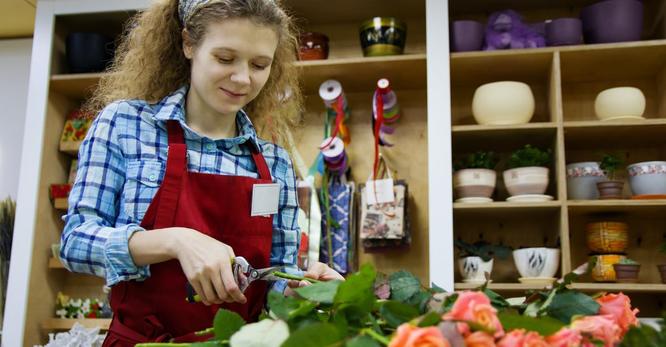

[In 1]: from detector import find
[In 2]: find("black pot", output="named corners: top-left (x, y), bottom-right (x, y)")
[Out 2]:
top-left (66, 32), bottom-right (114, 73)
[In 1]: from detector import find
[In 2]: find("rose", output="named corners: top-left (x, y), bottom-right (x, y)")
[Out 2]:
top-left (546, 328), bottom-right (583, 347)
top-left (596, 293), bottom-right (639, 335)
top-left (443, 291), bottom-right (504, 337)
top-left (389, 323), bottom-right (451, 347)
top-left (497, 329), bottom-right (548, 347)
top-left (464, 331), bottom-right (496, 347)
top-left (570, 315), bottom-right (621, 347)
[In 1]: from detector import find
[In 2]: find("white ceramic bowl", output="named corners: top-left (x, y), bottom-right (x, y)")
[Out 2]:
top-left (594, 87), bottom-right (646, 121)
top-left (566, 162), bottom-right (606, 200)
top-left (513, 247), bottom-right (560, 278)
top-left (458, 256), bottom-right (493, 283)
top-left (453, 168), bottom-right (497, 199)
top-left (503, 167), bottom-right (549, 196)
top-left (472, 81), bottom-right (535, 125)
top-left (627, 161), bottom-right (666, 195)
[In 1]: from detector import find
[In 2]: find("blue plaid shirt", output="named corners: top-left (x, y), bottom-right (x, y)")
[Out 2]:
top-left (61, 86), bottom-right (300, 293)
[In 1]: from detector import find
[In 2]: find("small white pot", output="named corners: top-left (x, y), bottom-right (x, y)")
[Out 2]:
top-left (472, 81), bottom-right (535, 125)
top-left (627, 161), bottom-right (666, 196)
top-left (513, 247), bottom-right (560, 278)
top-left (594, 87), bottom-right (646, 121)
top-left (567, 162), bottom-right (606, 200)
top-left (453, 169), bottom-right (496, 200)
top-left (458, 256), bottom-right (493, 283)
top-left (503, 167), bottom-right (549, 196)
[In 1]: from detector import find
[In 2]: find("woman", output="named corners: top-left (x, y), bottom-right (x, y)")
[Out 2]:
top-left (61, 0), bottom-right (342, 344)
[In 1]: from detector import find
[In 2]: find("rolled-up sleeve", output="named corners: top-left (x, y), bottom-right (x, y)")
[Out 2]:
top-left (61, 102), bottom-right (150, 286)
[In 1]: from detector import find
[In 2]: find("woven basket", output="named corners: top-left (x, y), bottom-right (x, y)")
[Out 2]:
top-left (586, 221), bottom-right (628, 253)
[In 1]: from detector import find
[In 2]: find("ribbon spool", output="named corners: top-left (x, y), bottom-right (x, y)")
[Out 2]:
top-left (319, 80), bottom-right (351, 145)
top-left (320, 136), bottom-right (348, 176)
top-left (372, 78), bottom-right (401, 147)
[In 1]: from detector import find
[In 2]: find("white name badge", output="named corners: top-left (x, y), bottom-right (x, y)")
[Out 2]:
top-left (365, 178), bottom-right (395, 205)
top-left (251, 183), bottom-right (280, 217)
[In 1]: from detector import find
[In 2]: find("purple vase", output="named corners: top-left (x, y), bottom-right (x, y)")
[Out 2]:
top-left (451, 20), bottom-right (484, 52)
top-left (546, 18), bottom-right (583, 46)
top-left (581, 0), bottom-right (643, 44)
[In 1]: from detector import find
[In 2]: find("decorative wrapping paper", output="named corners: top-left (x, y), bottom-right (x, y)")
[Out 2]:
top-left (319, 177), bottom-right (354, 274)
top-left (359, 180), bottom-right (411, 252)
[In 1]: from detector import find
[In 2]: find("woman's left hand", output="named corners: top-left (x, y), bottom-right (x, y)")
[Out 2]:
top-left (284, 262), bottom-right (344, 296)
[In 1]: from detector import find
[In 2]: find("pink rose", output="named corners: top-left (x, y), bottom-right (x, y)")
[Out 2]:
top-left (596, 293), bottom-right (639, 335)
top-left (464, 331), bottom-right (496, 347)
top-left (570, 315), bottom-right (621, 347)
top-left (443, 291), bottom-right (504, 337)
top-left (497, 330), bottom-right (548, 347)
top-left (389, 323), bottom-right (452, 347)
top-left (546, 328), bottom-right (583, 347)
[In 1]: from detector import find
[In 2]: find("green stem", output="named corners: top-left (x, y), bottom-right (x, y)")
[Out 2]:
top-left (272, 271), bottom-right (320, 283)
top-left (362, 328), bottom-right (391, 346)
top-left (195, 327), bottom-right (214, 336)
top-left (135, 344), bottom-right (193, 347)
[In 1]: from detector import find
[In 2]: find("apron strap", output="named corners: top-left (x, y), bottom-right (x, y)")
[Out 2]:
top-left (251, 149), bottom-right (272, 181)
top-left (154, 121), bottom-right (187, 229)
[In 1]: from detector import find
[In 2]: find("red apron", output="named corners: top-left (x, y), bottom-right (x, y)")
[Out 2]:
top-left (103, 120), bottom-right (274, 345)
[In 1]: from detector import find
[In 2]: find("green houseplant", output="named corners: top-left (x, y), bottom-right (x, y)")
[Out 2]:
top-left (455, 239), bottom-right (512, 284)
top-left (597, 153), bottom-right (625, 199)
top-left (453, 151), bottom-right (498, 202)
top-left (503, 145), bottom-right (553, 200)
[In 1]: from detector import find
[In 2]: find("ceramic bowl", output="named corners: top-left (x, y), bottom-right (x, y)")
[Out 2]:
top-left (458, 256), bottom-right (493, 283)
top-left (627, 161), bottom-right (666, 196)
top-left (513, 247), bottom-right (560, 278)
top-left (503, 167), bottom-right (549, 196)
top-left (453, 169), bottom-right (496, 200)
top-left (581, 0), bottom-right (643, 44)
top-left (451, 20), bottom-right (484, 52)
top-left (566, 162), bottom-right (605, 200)
top-left (359, 17), bottom-right (407, 57)
top-left (594, 87), bottom-right (646, 121)
top-left (472, 81), bottom-right (535, 125)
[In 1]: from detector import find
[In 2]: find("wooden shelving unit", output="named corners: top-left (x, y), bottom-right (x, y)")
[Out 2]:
top-left (53, 198), bottom-right (68, 211)
top-left (58, 140), bottom-right (82, 156)
top-left (41, 318), bottom-right (111, 331)
top-left (449, 0), bottom-right (666, 317)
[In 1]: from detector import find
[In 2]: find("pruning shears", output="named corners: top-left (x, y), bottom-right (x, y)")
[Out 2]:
top-left (185, 256), bottom-right (282, 303)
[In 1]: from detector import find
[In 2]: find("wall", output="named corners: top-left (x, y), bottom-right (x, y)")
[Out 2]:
top-left (0, 39), bottom-right (31, 199)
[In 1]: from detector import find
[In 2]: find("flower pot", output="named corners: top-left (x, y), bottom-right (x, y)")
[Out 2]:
top-left (453, 169), bottom-right (496, 202)
top-left (512, 247), bottom-right (560, 278)
top-left (594, 87), bottom-right (646, 121)
top-left (586, 222), bottom-right (628, 253)
top-left (458, 256), bottom-right (493, 284)
top-left (503, 167), bottom-right (549, 197)
top-left (581, 0), bottom-right (643, 44)
top-left (66, 32), bottom-right (114, 73)
top-left (472, 81), bottom-right (535, 125)
top-left (451, 20), bottom-right (484, 52)
top-left (359, 17), bottom-right (407, 57)
top-left (567, 162), bottom-right (606, 200)
top-left (597, 180), bottom-right (624, 199)
top-left (546, 18), bottom-right (583, 46)
top-left (298, 32), bottom-right (329, 61)
top-left (613, 263), bottom-right (640, 283)
top-left (591, 254), bottom-right (625, 282)
top-left (627, 161), bottom-right (666, 196)
top-left (658, 264), bottom-right (666, 284)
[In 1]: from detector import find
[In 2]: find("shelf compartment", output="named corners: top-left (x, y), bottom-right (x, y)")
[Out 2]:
top-left (568, 200), bottom-right (666, 216)
top-left (59, 140), bottom-right (82, 156)
top-left (41, 318), bottom-right (111, 331)
top-left (453, 201), bottom-right (561, 214)
top-left (564, 119), bottom-right (666, 149)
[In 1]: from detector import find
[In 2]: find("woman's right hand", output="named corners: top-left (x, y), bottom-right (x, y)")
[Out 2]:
top-left (169, 227), bottom-right (247, 306)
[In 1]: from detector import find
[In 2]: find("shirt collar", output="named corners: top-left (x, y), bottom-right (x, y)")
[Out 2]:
top-left (152, 85), bottom-right (261, 151)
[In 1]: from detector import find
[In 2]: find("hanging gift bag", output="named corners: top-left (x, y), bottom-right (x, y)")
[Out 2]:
top-left (319, 174), bottom-right (354, 274)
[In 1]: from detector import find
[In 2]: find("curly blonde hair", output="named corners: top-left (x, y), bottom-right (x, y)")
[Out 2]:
top-left (85, 0), bottom-right (303, 147)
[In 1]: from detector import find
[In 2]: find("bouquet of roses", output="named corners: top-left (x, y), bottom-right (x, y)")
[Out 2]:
top-left (138, 264), bottom-right (663, 347)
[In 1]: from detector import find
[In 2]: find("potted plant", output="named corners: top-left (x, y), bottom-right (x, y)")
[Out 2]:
top-left (503, 145), bottom-right (552, 201)
top-left (597, 153), bottom-right (624, 199)
top-left (453, 151), bottom-right (498, 203)
top-left (455, 239), bottom-right (511, 284)
top-left (613, 258), bottom-right (640, 283)
top-left (512, 246), bottom-right (560, 285)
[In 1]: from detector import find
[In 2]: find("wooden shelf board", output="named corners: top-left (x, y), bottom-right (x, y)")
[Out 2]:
top-left (455, 283), bottom-right (553, 291)
top-left (454, 201), bottom-right (561, 210)
top-left (53, 198), bottom-right (68, 211)
top-left (563, 119), bottom-right (666, 149)
top-left (456, 282), bottom-right (666, 293)
top-left (567, 199), bottom-right (666, 215)
top-left (49, 257), bottom-right (64, 269)
top-left (59, 140), bottom-right (82, 156)
top-left (452, 123), bottom-right (557, 152)
top-left (452, 122), bottom-right (557, 132)
top-left (41, 318), bottom-right (111, 331)
top-left (50, 73), bottom-right (104, 99)
top-left (453, 202), bottom-right (561, 218)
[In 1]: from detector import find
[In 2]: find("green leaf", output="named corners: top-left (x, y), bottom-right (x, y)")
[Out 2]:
top-left (441, 293), bottom-right (459, 313)
top-left (295, 280), bottom-right (342, 304)
top-left (213, 308), bottom-right (246, 341)
top-left (417, 312), bottom-right (442, 327)
top-left (379, 301), bottom-right (420, 328)
top-left (546, 291), bottom-right (600, 323)
top-left (192, 342), bottom-right (225, 347)
top-left (620, 324), bottom-right (661, 347)
top-left (334, 264), bottom-right (376, 314)
top-left (389, 270), bottom-right (421, 302)
top-left (268, 291), bottom-right (318, 321)
top-left (346, 335), bottom-right (381, 347)
top-left (281, 322), bottom-right (343, 347)
top-left (229, 319), bottom-right (289, 347)
top-left (483, 288), bottom-right (510, 310)
top-left (430, 283), bottom-right (446, 293)
top-left (498, 312), bottom-right (565, 336)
